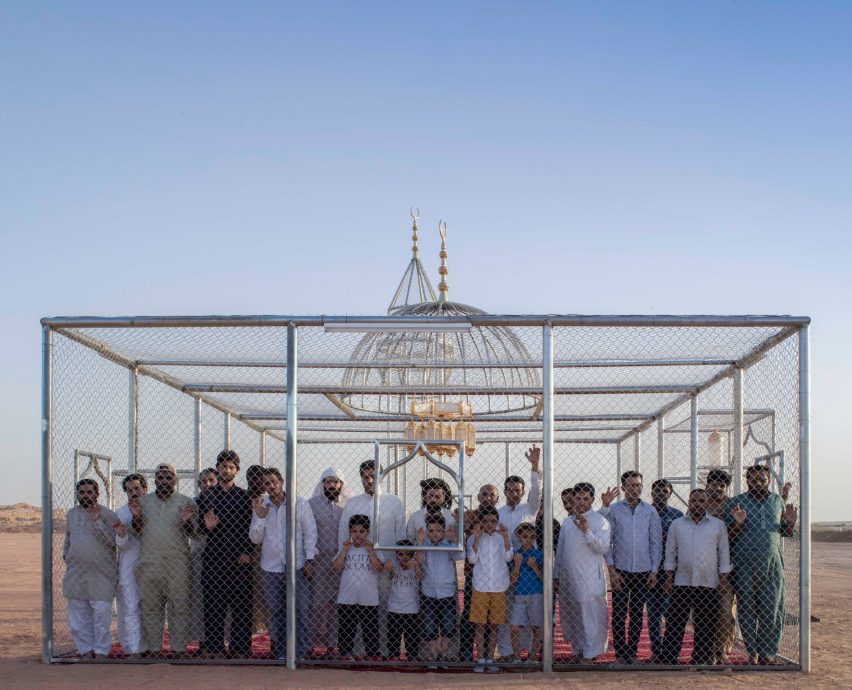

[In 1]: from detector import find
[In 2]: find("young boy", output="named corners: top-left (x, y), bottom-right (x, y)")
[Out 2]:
top-left (384, 540), bottom-right (422, 660)
top-left (333, 514), bottom-right (384, 659)
top-left (509, 522), bottom-right (544, 662)
top-left (467, 505), bottom-right (513, 673)
top-left (417, 515), bottom-right (464, 664)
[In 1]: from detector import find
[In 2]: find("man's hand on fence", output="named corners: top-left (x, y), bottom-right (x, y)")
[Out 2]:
top-left (113, 519), bottom-right (126, 538)
top-left (731, 504), bottom-right (747, 525)
top-left (178, 505), bottom-right (194, 523)
top-left (647, 572), bottom-right (658, 589)
top-left (253, 496), bottom-right (269, 518)
top-left (574, 514), bottom-right (589, 533)
top-left (525, 444), bottom-right (541, 472)
top-left (302, 560), bottom-right (315, 582)
top-left (237, 553), bottom-right (251, 565)
top-left (601, 487), bottom-right (619, 508)
top-left (203, 510), bottom-right (219, 530)
top-left (784, 503), bottom-right (798, 529)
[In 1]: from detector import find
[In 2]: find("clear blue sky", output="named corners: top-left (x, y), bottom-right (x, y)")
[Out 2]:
top-left (1, 2), bottom-right (850, 520)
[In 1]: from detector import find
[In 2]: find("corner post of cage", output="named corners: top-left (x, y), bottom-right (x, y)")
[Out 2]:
top-left (541, 322), bottom-right (554, 673)
top-left (689, 395), bottom-right (699, 490)
top-left (193, 399), bottom-right (202, 494)
top-left (798, 325), bottom-right (811, 672)
top-left (128, 366), bottom-right (138, 473)
top-left (224, 412), bottom-right (231, 451)
top-left (657, 416), bottom-right (665, 481)
top-left (616, 442), bottom-right (622, 485)
top-left (260, 430), bottom-right (267, 467)
top-left (41, 324), bottom-right (54, 664)
top-left (633, 432), bottom-right (641, 472)
top-left (284, 323), bottom-right (298, 670)
top-left (732, 366), bottom-right (744, 495)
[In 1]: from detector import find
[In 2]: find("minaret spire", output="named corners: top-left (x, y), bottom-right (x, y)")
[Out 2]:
top-left (410, 207), bottom-right (420, 257)
top-left (437, 220), bottom-right (449, 303)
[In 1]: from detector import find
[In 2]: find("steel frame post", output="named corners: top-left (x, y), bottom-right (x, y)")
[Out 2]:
top-left (798, 326), bottom-right (811, 672)
top-left (284, 324), bottom-right (298, 669)
top-left (194, 399), bottom-right (202, 495)
top-left (260, 430), bottom-right (267, 467)
top-left (733, 367), bottom-right (744, 494)
top-left (689, 396), bottom-right (698, 490)
top-left (224, 412), bottom-right (231, 451)
top-left (633, 433), bottom-right (641, 472)
top-left (657, 417), bottom-right (665, 480)
top-left (541, 323), bottom-right (554, 673)
top-left (41, 325), bottom-right (54, 664)
top-left (616, 442), bottom-right (622, 485)
top-left (128, 367), bottom-right (138, 472)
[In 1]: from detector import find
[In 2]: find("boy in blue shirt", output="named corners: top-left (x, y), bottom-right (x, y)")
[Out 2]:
top-left (509, 522), bottom-right (544, 662)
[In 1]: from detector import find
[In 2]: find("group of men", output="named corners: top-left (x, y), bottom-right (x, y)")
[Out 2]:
top-left (62, 444), bottom-right (796, 667)
top-left (554, 464), bottom-right (797, 666)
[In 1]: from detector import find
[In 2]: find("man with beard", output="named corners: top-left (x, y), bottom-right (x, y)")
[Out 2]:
top-left (407, 478), bottom-right (456, 541)
top-left (131, 463), bottom-right (197, 657)
top-left (63, 479), bottom-right (119, 658)
top-left (338, 460), bottom-right (406, 656)
top-left (114, 473), bottom-right (148, 656)
top-left (307, 467), bottom-right (350, 657)
top-left (196, 450), bottom-right (254, 657)
top-left (660, 488), bottom-right (731, 665)
top-left (726, 465), bottom-right (797, 665)
top-left (646, 479), bottom-right (684, 662)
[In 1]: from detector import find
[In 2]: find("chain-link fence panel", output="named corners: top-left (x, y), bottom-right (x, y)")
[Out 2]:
top-left (43, 317), bottom-right (808, 673)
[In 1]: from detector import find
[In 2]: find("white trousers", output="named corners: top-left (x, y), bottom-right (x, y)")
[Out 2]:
top-left (116, 582), bottom-right (144, 653)
top-left (67, 599), bottom-right (113, 656)
top-left (559, 588), bottom-right (609, 659)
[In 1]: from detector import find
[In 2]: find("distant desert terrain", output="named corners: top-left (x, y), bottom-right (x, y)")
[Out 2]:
top-left (0, 509), bottom-right (850, 689)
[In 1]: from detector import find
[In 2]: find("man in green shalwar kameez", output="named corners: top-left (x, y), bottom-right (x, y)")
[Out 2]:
top-left (725, 465), bottom-right (797, 665)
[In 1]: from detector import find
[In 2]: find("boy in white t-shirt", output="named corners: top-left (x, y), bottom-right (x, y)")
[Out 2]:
top-left (333, 514), bottom-right (384, 659)
top-left (383, 539), bottom-right (422, 660)
top-left (417, 515), bottom-right (464, 663)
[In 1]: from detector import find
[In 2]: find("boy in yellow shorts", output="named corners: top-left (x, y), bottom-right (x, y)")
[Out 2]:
top-left (467, 505), bottom-right (513, 673)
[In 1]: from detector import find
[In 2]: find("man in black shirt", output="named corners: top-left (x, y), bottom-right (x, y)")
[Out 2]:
top-left (196, 450), bottom-right (254, 657)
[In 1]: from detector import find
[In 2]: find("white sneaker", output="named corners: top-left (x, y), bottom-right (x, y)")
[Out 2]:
top-left (473, 659), bottom-right (487, 673)
top-left (486, 659), bottom-right (500, 673)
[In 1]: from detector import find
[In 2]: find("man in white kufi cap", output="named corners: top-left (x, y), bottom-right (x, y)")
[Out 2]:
top-left (306, 467), bottom-right (351, 656)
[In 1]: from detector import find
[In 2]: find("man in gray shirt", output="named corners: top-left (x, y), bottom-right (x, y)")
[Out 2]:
top-left (605, 470), bottom-right (662, 664)
top-left (63, 478), bottom-right (119, 658)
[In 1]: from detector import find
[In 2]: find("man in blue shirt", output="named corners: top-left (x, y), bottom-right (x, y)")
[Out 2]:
top-left (647, 479), bottom-right (684, 662)
top-left (605, 470), bottom-right (663, 664)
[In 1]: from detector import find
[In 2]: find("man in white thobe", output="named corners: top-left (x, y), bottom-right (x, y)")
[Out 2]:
top-left (555, 482), bottom-right (611, 662)
top-left (337, 460), bottom-right (406, 656)
top-left (114, 473), bottom-right (148, 655)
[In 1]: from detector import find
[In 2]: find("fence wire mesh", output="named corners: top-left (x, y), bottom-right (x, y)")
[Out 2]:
top-left (44, 318), bottom-right (806, 671)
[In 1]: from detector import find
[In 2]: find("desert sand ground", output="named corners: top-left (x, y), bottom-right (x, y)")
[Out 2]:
top-left (1, 533), bottom-right (850, 689)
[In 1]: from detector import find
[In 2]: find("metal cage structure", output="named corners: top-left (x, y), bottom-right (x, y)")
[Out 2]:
top-left (40, 313), bottom-right (811, 673)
